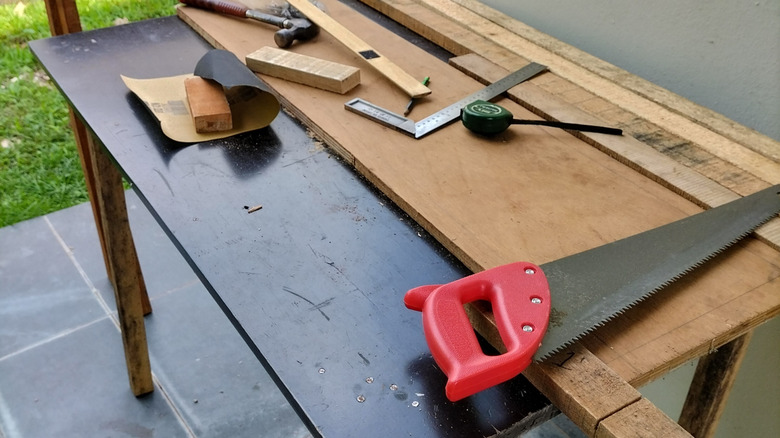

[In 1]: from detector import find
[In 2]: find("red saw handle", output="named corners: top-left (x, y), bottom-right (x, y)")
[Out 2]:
top-left (404, 262), bottom-right (551, 401)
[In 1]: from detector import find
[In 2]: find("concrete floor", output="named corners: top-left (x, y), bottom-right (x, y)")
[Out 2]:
top-left (0, 192), bottom-right (586, 437)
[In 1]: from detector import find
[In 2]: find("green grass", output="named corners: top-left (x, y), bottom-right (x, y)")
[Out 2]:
top-left (0, 0), bottom-right (179, 227)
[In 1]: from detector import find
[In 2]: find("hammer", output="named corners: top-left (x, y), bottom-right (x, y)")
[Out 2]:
top-left (179, 0), bottom-right (319, 48)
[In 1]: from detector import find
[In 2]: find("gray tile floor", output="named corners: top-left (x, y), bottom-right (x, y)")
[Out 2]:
top-left (0, 192), bottom-right (581, 437)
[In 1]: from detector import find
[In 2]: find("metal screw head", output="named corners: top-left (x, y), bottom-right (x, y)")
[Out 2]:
top-left (318, 368), bottom-right (326, 374)
top-left (524, 268), bottom-right (536, 275)
top-left (389, 384), bottom-right (398, 391)
top-left (531, 297), bottom-right (542, 304)
top-left (365, 377), bottom-right (374, 384)
top-left (357, 395), bottom-right (366, 403)
top-left (411, 401), bottom-right (419, 407)
top-left (522, 325), bottom-right (534, 332)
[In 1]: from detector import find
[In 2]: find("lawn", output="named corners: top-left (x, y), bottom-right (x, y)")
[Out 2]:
top-left (0, 0), bottom-right (178, 227)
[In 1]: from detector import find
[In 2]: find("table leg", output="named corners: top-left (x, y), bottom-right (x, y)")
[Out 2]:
top-left (69, 113), bottom-right (153, 315)
top-left (44, 0), bottom-right (152, 317)
top-left (44, 0), bottom-right (82, 35)
top-left (678, 331), bottom-right (753, 437)
top-left (86, 132), bottom-right (154, 396)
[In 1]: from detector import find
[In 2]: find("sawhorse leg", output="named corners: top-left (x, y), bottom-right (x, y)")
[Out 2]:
top-left (679, 332), bottom-right (753, 437)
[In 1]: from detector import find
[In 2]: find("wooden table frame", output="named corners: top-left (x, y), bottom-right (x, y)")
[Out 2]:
top-left (44, 0), bottom-right (153, 397)
top-left (41, 0), bottom-right (777, 436)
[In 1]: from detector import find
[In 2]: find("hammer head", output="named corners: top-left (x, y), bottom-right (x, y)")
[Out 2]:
top-left (274, 18), bottom-right (319, 48)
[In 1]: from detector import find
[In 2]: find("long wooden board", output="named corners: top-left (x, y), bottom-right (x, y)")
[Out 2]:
top-left (176, 0), bottom-right (779, 434)
top-left (359, 0), bottom-right (780, 194)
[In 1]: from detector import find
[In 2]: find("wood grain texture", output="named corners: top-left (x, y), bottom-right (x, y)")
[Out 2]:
top-left (246, 46), bottom-right (360, 94)
top-left (523, 345), bottom-right (642, 435)
top-left (447, 54), bottom-right (780, 251)
top-left (87, 132), bottom-right (153, 396)
top-left (184, 76), bottom-right (232, 132)
top-left (597, 398), bottom-right (691, 438)
top-left (359, 0), bottom-right (780, 190)
top-left (447, 0), bottom-right (779, 164)
top-left (285, 0), bottom-right (430, 97)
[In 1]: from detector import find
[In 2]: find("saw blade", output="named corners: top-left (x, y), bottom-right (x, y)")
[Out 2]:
top-left (534, 184), bottom-right (780, 361)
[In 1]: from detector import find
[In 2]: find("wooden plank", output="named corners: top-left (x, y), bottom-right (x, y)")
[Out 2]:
top-left (448, 0), bottom-right (780, 164)
top-left (420, 0), bottom-right (780, 183)
top-left (597, 398), bottom-right (691, 438)
top-left (285, 0), bottom-right (430, 97)
top-left (523, 345), bottom-right (642, 435)
top-left (678, 332), bottom-right (753, 437)
top-left (523, 345), bottom-right (690, 437)
top-left (447, 54), bottom-right (780, 252)
top-left (246, 46), bottom-right (360, 94)
top-left (581, 247), bottom-right (779, 388)
top-left (184, 76), bottom-right (232, 132)
top-left (87, 132), bottom-right (154, 396)
top-left (358, 0), bottom-right (780, 192)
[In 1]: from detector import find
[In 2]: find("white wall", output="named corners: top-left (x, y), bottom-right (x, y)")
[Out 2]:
top-left (479, 0), bottom-right (780, 141)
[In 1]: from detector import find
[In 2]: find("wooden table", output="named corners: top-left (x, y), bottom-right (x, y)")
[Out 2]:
top-left (33, 0), bottom-right (779, 436)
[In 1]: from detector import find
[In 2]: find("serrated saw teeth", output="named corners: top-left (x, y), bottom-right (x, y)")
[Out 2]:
top-left (406, 185), bottom-right (780, 399)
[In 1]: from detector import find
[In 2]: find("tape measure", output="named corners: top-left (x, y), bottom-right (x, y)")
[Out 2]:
top-left (461, 100), bottom-right (623, 136)
top-left (344, 62), bottom-right (548, 139)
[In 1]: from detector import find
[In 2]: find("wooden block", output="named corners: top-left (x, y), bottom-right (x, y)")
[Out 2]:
top-left (597, 398), bottom-right (692, 438)
top-left (184, 76), bottom-right (232, 133)
top-left (246, 46), bottom-right (361, 94)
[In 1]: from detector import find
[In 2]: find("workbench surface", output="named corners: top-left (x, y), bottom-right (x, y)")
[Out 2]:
top-left (30, 15), bottom-right (557, 437)
top-left (31, 0), bottom-right (779, 436)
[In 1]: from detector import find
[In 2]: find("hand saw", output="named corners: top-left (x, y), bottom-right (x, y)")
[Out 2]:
top-left (405, 185), bottom-right (780, 401)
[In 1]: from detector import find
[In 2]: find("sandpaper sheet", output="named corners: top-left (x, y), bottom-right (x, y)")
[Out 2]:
top-left (122, 49), bottom-right (279, 143)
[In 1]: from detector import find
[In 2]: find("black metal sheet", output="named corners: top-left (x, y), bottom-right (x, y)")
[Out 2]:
top-left (30, 13), bottom-right (553, 437)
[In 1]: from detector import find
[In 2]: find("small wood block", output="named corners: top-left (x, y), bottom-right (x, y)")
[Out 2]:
top-left (184, 76), bottom-right (232, 133)
top-left (246, 46), bottom-right (361, 94)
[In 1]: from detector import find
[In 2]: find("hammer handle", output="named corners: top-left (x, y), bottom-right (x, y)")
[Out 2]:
top-left (179, 0), bottom-right (248, 19)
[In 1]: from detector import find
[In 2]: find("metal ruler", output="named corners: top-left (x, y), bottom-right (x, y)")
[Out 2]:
top-left (344, 62), bottom-right (548, 139)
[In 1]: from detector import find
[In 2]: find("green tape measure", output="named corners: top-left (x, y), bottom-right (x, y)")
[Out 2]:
top-left (461, 100), bottom-right (516, 135)
top-left (461, 100), bottom-right (623, 136)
